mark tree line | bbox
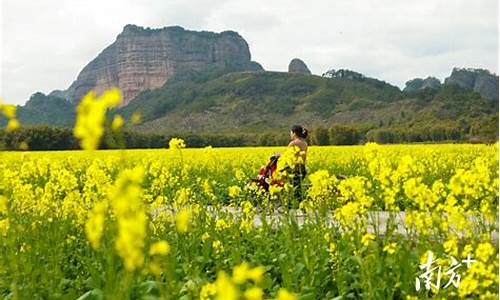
[0,120,497,151]
[0,126,287,151]
[310,118,498,145]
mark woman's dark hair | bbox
[291,125,308,139]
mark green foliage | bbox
[311,126,329,145]
[2,126,79,150]
[0,127,296,150]
[15,93,75,127]
[329,125,361,145]
[7,66,498,147]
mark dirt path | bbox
[153,206,498,243]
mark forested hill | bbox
[2,66,498,146]
[114,67,496,134]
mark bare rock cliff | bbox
[288,58,311,74]
[65,24,262,106]
[444,67,498,100]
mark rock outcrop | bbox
[444,68,498,100]
[404,77,441,93]
[64,24,263,106]
[288,58,311,74]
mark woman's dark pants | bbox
[292,164,306,203]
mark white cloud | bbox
[0,0,498,105]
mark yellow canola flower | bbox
[458,276,479,297]
[115,215,147,270]
[0,219,10,236]
[85,201,107,249]
[361,233,375,246]
[212,240,224,254]
[232,262,265,284]
[73,88,121,150]
[443,236,458,257]
[149,240,171,256]
[6,119,20,132]
[307,170,339,203]
[232,262,251,284]
[201,232,210,241]
[335,201,364,227]
[111,114,124,131]
[200,283,216,300]
[169,137,186,149]
[175,208,191,233]
[244,287,263,300]
[228,185,242,198]
[109,166,147,271]
[476,242,495,262]
[328,242,336,257]
[1,104,16,119]
[247,266,265,284]
[174,187,193,208]
[0,196,7,214]
[215,271,239,300]
[276,288,297,300]
[383,242,398,255]
[215,219,229,231]
[0,101,20,132]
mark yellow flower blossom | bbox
[85,201,107,249]
[228,185,242,199]
[361,233,375,246]
[215,271,239,300]
[476,242,494,262]
[73,88,121,150]
[6,119,20,132]
[176,208,191,233]
[200,282,216,300]
[212,240,224,254]
[149,240,171,256]
[277,288,297,300]
[111,114,124,131]
[244,287,263,300]
[169,137,186,149]
[383,242,397,255]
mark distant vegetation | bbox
[1,66,498,150]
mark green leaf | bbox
[76,289,103,300]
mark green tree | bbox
[329,125,360,145]
[312,126,329,145]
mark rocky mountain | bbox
[15,92,75,127]
[2,24,497,142]
[403,77,441,93]
[63,24,262,106]
[113,67,497,136]
[288,58,311,74]
[444,68,498,100]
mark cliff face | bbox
[288,58,311,74]
[404,77,441,92]
[65,25,262,106]
[444,68,498,100]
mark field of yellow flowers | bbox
[0,142,498,299]
[1,90,498,299]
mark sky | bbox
[0,0,498,105]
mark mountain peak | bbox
[288,58,311,74]
[64,25,262,106]
[444,67,499,100]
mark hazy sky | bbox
[1,0,498,105]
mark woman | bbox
[288,124,308,202]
